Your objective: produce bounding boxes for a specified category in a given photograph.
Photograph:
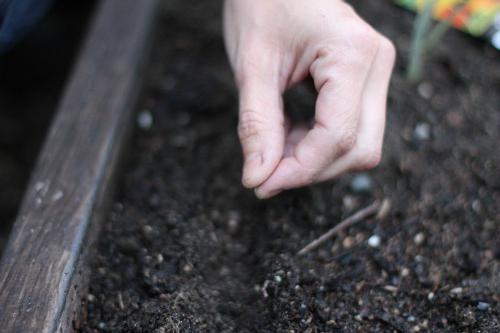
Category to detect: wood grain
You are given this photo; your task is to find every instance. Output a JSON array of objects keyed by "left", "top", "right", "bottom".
[{"left": 0, "top": 0, "right": 159, "bottom": 331}]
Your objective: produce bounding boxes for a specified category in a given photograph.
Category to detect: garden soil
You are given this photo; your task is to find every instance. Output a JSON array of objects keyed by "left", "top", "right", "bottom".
[{"left": 82, "top": 0, "right": 500, "bottom": 332}]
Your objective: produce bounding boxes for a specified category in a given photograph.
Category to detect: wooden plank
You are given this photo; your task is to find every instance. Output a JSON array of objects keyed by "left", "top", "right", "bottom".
[{"left": 0, "top": 0, "right": 159, "bottom": 331}]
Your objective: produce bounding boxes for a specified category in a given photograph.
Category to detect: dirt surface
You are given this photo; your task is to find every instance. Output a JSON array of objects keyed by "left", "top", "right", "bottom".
[
  {"left": 0, "top": 0, "right": 95, "bottom": 255},
  {"left": 82, "top": 1, "right": 500, "bottom": 332}
]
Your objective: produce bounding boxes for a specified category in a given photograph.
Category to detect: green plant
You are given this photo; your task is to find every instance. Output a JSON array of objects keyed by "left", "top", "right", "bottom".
[{"left": 407, "top": 0, "right": 466, "bottom": 83}]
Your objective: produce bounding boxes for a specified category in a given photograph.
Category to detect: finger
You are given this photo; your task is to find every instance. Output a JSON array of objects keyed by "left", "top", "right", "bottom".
[
  {"left": 256, "top": 28, "right": 379, "bottom": 198},
  {"left": 237, "top": 61, "right": 286, "bottom": 189},
  {"left": 316, "top": 36, "right": 396, "bottom": 181},
  {"left": 283, "top": 125, "right": 308, "bottom": 158}
]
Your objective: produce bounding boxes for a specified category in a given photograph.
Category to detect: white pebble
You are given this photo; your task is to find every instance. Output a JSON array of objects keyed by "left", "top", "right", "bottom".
[
  {"left": 351, "top": 174, "right": 373, "bottom": 193},
  {"left": 414, "top": 232, "right": 425, "bottom": 245},
  {"left": 407, "top": 315, "right": 416, "bottom": 322},
  {"left": 477, "top": 302, "right": 490, "bottom": 311},
  {"left": 414, "top": 122, "right": 431, "bottom": 141},
  {"left": 428, "top": 292, "right": 435, "bottom": 301},
  {"left": 417, "top": 82, "right": 433, "bottom": 99},
  {"left": 51, "top": 190, "right": 64, "bottom": 203},
  {"left": 137, "top": 110, "right": 153, "bottom": 130},
  {"left": 450, "top": 287, "right": 463, "bottom": 295},
  {"left": 368, "top": 234, "right": 381, "bottom": 248}
]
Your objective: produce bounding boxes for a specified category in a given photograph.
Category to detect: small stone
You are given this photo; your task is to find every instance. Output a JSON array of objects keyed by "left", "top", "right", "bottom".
[
  {"left": 414, "top": 122, "right": 431, "bottom": 141},
  {"left": 383, "top": 285, "right": 398, "bottom": 293},
  {"left": 428, "top": 292, "right": 435, "bottom": 301},
  {"left": 98, "top": 322, "right": 106, "bottom": 330},
  {"left": 368, "top": 234, "right": 381, "bottom": 248},
  {"left": 156, "top": 253, "right": 164, "bottom": 264},
  {"left": 350, "top": 174, "right": 372, "bottom": 193},
  {"left": 51, "top": 190, "right": 64, "bottom": 202},
  {"left": 450, "top": 287, "right": 463, "bottom": 295},
  {"left": 477, "top": 302, "right": 490, "bottom": 311},
  {"left": 227, "top": 210, "right": 240, "bottom": 234},
  {"left": 354, "top": 314, "right": 363, "bottom": 322},
  {"left": 137, "top": 110, "right": 153, "bottom": 130},
  {"left": 342, "top": 195, "right": 359, "bottom": 211},
  {"left": 417, "top": 82, "right": 433, "bottom": 99},
  {"left": 274, "top": 275, "right": 282, "bottom": 283},
  {"left": 342, "top": 236, "right": 354, "bottom": 249},
  {"left": 355, "top": 232, "right": 365, "bottom": 243},
  {"left": 414, "top": 232, "right": 425, "bottom": 245},
  {"left": 472, "top": 200, "right": 481, "bottom": 213},
  {"left": 407, "top": 315, "right": 416, "bottom": 322},
  {"left": 183, "top": 263, "right": 193, "bottom": 273},
  {"left": 142, "top": 225, "right": 154, "bottom": 240},
  {"left": 401, "top": 267, "right": 410, "bottom": 277},
  {"left": 87, "top": 294, "right": 95, "bottom": 302},
  {"left": 376, "top": 198, "right": 391, "bottom": 220}
]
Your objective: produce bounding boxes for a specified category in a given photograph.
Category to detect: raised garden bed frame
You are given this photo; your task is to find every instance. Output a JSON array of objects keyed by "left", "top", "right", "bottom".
[{"left": 0, "top": 0, "right": 159, "bottom": 331}]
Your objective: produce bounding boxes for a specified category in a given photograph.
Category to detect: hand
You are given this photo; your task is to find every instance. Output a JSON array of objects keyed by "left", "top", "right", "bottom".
[{"left": 223, "top": 0, "right": 395, "bottom": 199}]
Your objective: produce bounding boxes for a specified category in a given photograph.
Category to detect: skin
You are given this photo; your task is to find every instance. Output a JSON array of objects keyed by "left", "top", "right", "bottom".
[{"left": 223, "top": 0, "right": 396, "bottom": 199}]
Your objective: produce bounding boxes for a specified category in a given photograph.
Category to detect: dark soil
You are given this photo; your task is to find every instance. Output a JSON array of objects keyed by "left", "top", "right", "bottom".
[
  {"left": 82, "top": 0, "right": 500, "bottom": 332},
  {"left": 0, "top": 0, "right": 95, "bottom": 255}
]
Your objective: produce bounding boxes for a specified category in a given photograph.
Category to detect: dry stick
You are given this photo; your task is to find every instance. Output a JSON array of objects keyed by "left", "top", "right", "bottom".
[{"left": 297, "top": 200, "right": 382, "bottom": 256}]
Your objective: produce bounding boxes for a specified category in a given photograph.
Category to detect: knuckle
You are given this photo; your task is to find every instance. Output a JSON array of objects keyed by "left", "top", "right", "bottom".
[
  {"left": 237, "top": 109, "right": 266, "bottom": 142},
  {"left": 335, "top": 131, "right": 357, "bottom": 156},
  {"left": 347, "top": 23, "right": 380, "bottom": 61},
  {"left": 355, "top": 147, "right": 382, "bottom": 170},
  {"left": 378, "top": 36, "right": 397, "bottom": 66}
]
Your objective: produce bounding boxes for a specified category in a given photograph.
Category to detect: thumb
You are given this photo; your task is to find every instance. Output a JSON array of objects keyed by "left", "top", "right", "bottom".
[{"left": 237, "top": 70, "right": 286, "bottom": 189}]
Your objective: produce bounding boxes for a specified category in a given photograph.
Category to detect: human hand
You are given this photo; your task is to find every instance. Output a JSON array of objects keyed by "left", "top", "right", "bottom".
[{"left": 223, "top": 0, "right": 395, "bottom": 199}]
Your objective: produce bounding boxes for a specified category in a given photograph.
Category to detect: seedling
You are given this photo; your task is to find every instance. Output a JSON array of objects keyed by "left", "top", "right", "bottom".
[{"left": 407, "top": 0, "right": 467, "bottom": 83}]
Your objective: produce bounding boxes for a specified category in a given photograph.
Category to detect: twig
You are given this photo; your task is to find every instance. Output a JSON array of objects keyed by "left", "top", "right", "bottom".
[{"left": 297, "top": 200, "right": 382, "bottom": 256}]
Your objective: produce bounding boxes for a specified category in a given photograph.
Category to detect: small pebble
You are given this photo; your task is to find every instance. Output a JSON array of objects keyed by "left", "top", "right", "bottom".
[
  {"left": 367, "top": 234, "right": 381, "bottom": 248},
  {"left": 274, "top": 275, "right": 282, "bottom": 283},
  {"left": 414, "top": 122, "right": 431, "bottom": 141},
  {"left": 407, "top": 315, "right": 416, "bottom": 322},
  {"left": 417, "top": 82, "right": 433, "bottom": 99},
  {"left": 51, "top": 190, "right": 64, "bottom": 202},
  {"left": 401, "top": 267, "right": 410, "bottom": 277},
  {"left": 376, "top": 198, "right": 391, "bottom": 220},
  {"left": 156, "top": 253, "right": 164, "bottom": 264},
  {"left": 227, "top": 210, "right": 240, "bottom": 234},
  {"left": 342, "top": 195, "right": 359, "bottom": 211},
  {"left": 414, "top": 232, "right": 425, "bottom": 245},
  {"left": 355, "top": 232, "right": 365, "bottom": 243},
  {"left": 477, "top": 302, "right": 490, "bottom": 311},
  {"left": 87, "top": 294, "right": 95, "bottom": 302},
  {"left": 137, "top": 110, "right": 153, "bottom": 129},
  {"left": 383, "top": 285, "right": 398, "bottom": 293},
  {"left": 98, "top": 322, "right": 106, "bottom": 330},
  {"left": 342, "top": 236, "right": 354, "bottom": 249},
  {"left": 350, "top": 174, "right": 372, "bottom": 193},
  {"left": 428, "top": 292, "right": 435, "bottom": 301},
  {"left": 450, "top": 287, "right": 463, "bottom": 295},
  {"left": 183, "top": 263, "right": 193, "bottom": 273}
]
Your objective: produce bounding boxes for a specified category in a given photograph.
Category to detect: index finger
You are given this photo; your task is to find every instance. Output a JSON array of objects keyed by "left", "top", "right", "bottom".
[{"left": 255, "top": 27, "right": 380, "bottom": 198}]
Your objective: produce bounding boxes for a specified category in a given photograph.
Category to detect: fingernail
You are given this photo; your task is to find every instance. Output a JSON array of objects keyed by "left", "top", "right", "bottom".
[
  {"left": 242, "top": 152, "right": 263, "bottom": 186},
  {"left": 255, "top": 188, "right": 282, "bottom": 200}
]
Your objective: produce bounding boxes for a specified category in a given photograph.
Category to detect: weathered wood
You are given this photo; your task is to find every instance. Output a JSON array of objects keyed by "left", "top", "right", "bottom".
[{"left": 0, "top": 0, "right": 159, "bottom": 331}]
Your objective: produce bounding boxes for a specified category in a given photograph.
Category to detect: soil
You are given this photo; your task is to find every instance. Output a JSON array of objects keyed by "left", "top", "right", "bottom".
[
  {"left": 0, "top": 0, "right": 95, "bottom": 255},
  {"left": 81, "top": 0, "right": 500, "bottom": 332}
]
